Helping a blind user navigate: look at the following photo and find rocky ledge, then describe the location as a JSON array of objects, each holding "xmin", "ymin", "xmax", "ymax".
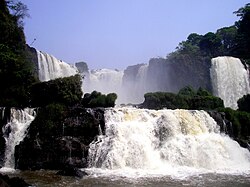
[{"xmin": 14, "ymin": 106, "xmax": 104, "ymax": 170}]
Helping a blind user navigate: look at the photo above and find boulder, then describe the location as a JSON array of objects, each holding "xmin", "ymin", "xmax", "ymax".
[
  {"xmin": 56, "ymin": 165, "xmax": 88, "ymax": 178},
  {"xmin": 0, "ymin": 173, "xmax": 31, "ymax": 187},
  {"xmin": 15, "ymin": 106, "xmax": 104, "ymax": 170}
]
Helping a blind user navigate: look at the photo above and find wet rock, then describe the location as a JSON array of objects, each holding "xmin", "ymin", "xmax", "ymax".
[
  {"xmin": 0, "ymin": 173, "xmax": 31, "ymax": 187},
  {"xmin": 56, "ymin": 165, "xmax": 88, "ymax": 178},
  {"xmin": 15, "ymin": 106, "xmax": 104, "ymax": 170}
]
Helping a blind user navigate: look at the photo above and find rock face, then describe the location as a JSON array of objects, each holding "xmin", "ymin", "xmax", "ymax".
[
  {"xmin": 121, "ymin": 57, "xmax": 212, "ymax": 103},
  {"xmin": 25, "ymin": 45, "xmax": 39, "ymax": 79},
  {"xmin": 207, "ymin": 111, "xmax": 234, "ymax": 137},
  {"xmin": 15, "ymin": 106, "xmax": 104, "ymax": 170},
  {"xmin": 75, "ymin": 62, "xmax": 89, "ymax": 74}
]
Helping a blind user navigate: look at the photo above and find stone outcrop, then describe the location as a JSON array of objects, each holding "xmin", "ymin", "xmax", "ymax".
[
  {"xmin": 75, "ymin": 62, "xmax": 89, "ymax": 74},
  {"xmin": 15, "ymin": 106, "xmax": 104, "ymax": 170}
]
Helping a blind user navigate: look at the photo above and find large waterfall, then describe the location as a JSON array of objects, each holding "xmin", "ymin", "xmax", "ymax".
[
  {"xmin": 2, "ymin": 108, "xmax": 35, "ymax": 169},
  {"xmin": 210, "ymin": 56, "xmax": 250, "ymax": 109},
  {"xmin": 83, "ymin": 64, "xmax": 150, "ymax": 104},
  {"xmin": 88, "ymin": 108, "xmax": 250, "ymax": 174},
  {"xmin": 37, "ymin": 50, "xmax": 78, "ymax": 82}
]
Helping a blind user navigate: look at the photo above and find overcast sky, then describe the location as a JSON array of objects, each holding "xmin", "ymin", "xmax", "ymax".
[{"xmin": 22, "ymin": 0, "xmax": 249, "ymax": 70}]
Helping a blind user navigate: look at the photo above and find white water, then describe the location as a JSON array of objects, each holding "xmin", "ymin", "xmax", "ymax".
[
  {"xmin": 37, "ymin": 50, "xmax": 78, "ymax": 82},
  {"xmin": 83, "ymin": 69, "xmax": 124, "ymax": 102},
  {"xmin": 83, "ymin": 65, "xmax": 150, "ymax": 104},
  {"xmin": 210, "ymin": 56, "xmax": 250, "ymax": 109},
  {"xmin": 124, "ymin": 64, "xmax": 149, "ymax": 104},
  {"xmin": 2, "ymin": 108, "xmax": 36, "ymax": 169},
  {"xmin": 88, "ymin": 108, "xmax": 250, "ymax": 177}
]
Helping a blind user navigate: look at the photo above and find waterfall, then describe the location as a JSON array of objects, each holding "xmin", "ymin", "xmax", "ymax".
[
  {"xmin": 129, "ymin": 64, "xmax": 149, "ymax": 104},
  {"xmin": 88, "ymin": 108, "xmax": 250, "ymax": 173},
  {"xmin": 37, "ymin": 50, "xmax": 78, "ymax": 82},
  {"xmin": 2, "ymin": 108, "xmax": 36, "ymax": 169},
  {"xmin": 83, "ymin": 69, "xmax": 124, "ymax": 103},
  {"xmin": 210, "ymin": 56, "xmax": 250, "ymax": 109},
  {"xmin": 82, "ymin": 65, "xmax": 150, "ymax": 104}
]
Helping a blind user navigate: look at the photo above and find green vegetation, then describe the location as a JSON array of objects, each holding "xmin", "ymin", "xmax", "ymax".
[
  {"xmin": 142, "ymin": 86, "xmax": 224, "ymax": 110},
  {"xmin": 82, "ymin": 91, "xmax": 117, "ymax": 108},
  {"xmin": 168, "ymin": 3, "xmax": 250, "ymax": 64},
  {"xmin": 0, "ymin": 0, "xmax": 38, "ymax": 107},
  {"xmin": 31, "ymin": 75, "xmax": 83, "ymax": 107},
  {"xmin": 30, "ymin": 103, "xmax": 67, "ymax": 138},
  {"xmin": 234, "ymin": 3, "xmax": 250, "ymax": 59},
  {"xmin": 238, "ymin": 94, "xmax": 250, "ymax": 113},
  {"xmin": 218, "ymin": 107, "xmax": 250, "ymax": 144}
]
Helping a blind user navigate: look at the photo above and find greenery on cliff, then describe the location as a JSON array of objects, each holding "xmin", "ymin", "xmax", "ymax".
[
  {"xmin": 31, "ymin": 75, "xmax": 83, "ymax": 107},
  {"xmin": 82, "ymin": 91, "xmax": 117, "ymax": 108},
  {"xmin": 168, "ymin": 3, "xmax": 250, "ymax": 64},
  {"xmin": 142, "ymin": 86, "xmax": 224, "ymax": 110},
  {"xmin": 0, "ymin": 0, "xmax": 38, "ymax": 107}
]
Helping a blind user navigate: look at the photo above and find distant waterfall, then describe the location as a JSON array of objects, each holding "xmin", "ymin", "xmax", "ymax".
[
  {"xmin": 125, "ymin": 64, "xmax": 149, "ymax": 104},
  {"xmin": 2, "ymin": 108, "xmax": 35, "ymax": 169},
  {"xmin": 83, "ymin": 65, "xmax": 149, "ymax": 104},
  {"xmin": 37, "ymin": 50, "xmax": 78, "ymax": 82},
  {"xmin": 83, "ymin": 69, "xmax": 124, "ymax": 102},
  {"xmin": 88, "ymin": 108, "xmax": 250, "ymax": 172},
  {"xmin": 210, "ymin": 57, "xmax": 250, "ymax": 109}
]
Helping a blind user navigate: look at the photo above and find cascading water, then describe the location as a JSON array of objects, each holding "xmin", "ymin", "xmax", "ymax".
[
  {"xmin": 82, "ymin": 65, "xmax": 150, "ymax": 104},
  {"xmin": 125, "ymin": 64, "xmax": 149, "ymax": 104},
  {"xmin": 2, "ymin": 108, "xmax": 35, "ymax": 169},
  {"xmin": 210, "ymin": 56, "xmax": 250, "ymax": 109},
  {"xmin": 88, "ymin": 107, "xmax": 250, "ymax": 175},
  {"xmin": 37, "ymin": 50, "xmax": 78, "ymax": 82},
  {"xmin": 84, "ymin": 69, "xmax": 124, "ymax": 94},
  {"xmin": 83, "ymin": 69, "xmax": 125, "ymax": 103}
]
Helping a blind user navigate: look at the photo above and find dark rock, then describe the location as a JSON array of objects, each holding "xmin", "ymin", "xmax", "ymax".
[
  {"xmin": 208, "ymin": 111, "xmax": 234, "ymax": 136},
  {"xmin": 56, "ymin": 165, "xmax": 88, "ymax": 178},
  {"xmin": 75, "ymin": 62, "xmax": 89, "ymax": 73},
  {"xmin": 0, "ymin": 173, "xmax": 31, "ymax": 187},
  {"xmin": 25, "ymin": 45, "xmax": 39, "ymax": 79},
  {"xmin": 15, "ymin": 106, "xmax": 104, "ymax": 170}
]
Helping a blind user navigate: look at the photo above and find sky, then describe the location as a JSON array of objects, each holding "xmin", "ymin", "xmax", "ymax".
[{"xmin": 21, "ymin": 0, "xmax": 249, "ymax": 70}]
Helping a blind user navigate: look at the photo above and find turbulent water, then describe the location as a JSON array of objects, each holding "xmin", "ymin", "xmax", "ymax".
[
  {"xmin": 37, "ymin": 50, "xmax": 78, "ymax": 82},
  {"xmin": 210, "ymin": 56, "xmax": 250, "ymax": 109},
  {"xmin": 1, "ymin": 107, "xmax": 250, "ymax": 186},
  {"xmin": 2, "ymin": 108, "xmax": 36, "ymax": 169},
  {"xmin": 88, "ymin": 108, "xmax": 250, "ymax": 174}
]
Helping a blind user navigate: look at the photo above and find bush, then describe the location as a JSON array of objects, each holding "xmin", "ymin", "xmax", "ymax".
[
  {"xmin": 237, "ymin": 94, "xmax": 250, "ymax": 113},
  {"xmin": 142, "ymin": 86, "xmax": 224, "ymax": 110},
  {"xmin": 82, "ymin": 91, "xmax": 117, "ymax": 108},
  {"xmin": 31, "ymin": 75, "xmax": 82, "ymax": 107},
  {"xmin": 218, "ymin": 107, "xmax": 250, "ymax": 140}
]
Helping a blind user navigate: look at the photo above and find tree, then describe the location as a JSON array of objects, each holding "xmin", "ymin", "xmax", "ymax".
[
  {"xmin": 31, "ymin": 75, "xmax": 83, "ymax": 107},
  {"xmin": 178, "ymin": 86, "xmax": 196, "ymax": 97},
  {"xmin": 234, "ymin": 3, "xmax": 250, "ymax": 58},
  {"xmin": 216, "ymin": 26, "xmax": 237, "ymax": 55},
  {"xmin": 6, "ymin": 0, "xmax": 30, "ymax": 27},
  {"xmin": 238, "ymin": 94, "xmax": 250, "ymax": 113},
  {"xmin": 82, "ymin": 91, "xmax": 117, "ymax": 108},
  {"xmin": 0, "ymin": 0, "xmax": 37, "ymax": 107},
  {"xmin": 198, "ymin": 32, "xmax": 222, "ymax": 57}
]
